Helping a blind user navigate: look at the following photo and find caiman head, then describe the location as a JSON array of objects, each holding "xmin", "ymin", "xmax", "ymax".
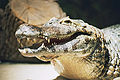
[{"xmin": 15, "ymin": 17, "xmax": 109, "ymax": 79}]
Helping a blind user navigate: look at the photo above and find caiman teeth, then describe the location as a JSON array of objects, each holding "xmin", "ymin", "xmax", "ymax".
[
  {"xmin": 44, "ymin": 37, "xmax": 50, "ymax": 43},
  {"xmin": 18, "ymin": 43, "xmax": 47, "ymax": 54},
  {"xmin": 52, "ymin": 43, "xmax": 54, "ymax": 45},
  {"xmin": 45, "ymin": 37, "xmax": 48, "ymax": 40},
  {"xmin": 33, "ymin": 38, "xmax": 36, "ymax": 42},
  {"xmin": 18, "ymin": 48, "xmax": 33, "ymax": 54},
  {"xmin": 54, "ymin": 42, "xmax": 57, "ymax": 45},
  {"xmin": 18, "ymin": 49, "xmax": 26, "ymax": 54},
  {"xmin": 48, "ymin": 39, "xmax": 50, "ymax": 43},
  {"xmin": 27, "ymin": 38, "xmax": 30, "ymax": 41},
  {"xmin": 17, "ymin": 38, "xmax": 21, "ymax": 43}
]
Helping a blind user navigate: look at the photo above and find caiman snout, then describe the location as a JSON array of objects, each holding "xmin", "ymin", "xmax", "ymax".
[{"xmin": 15, "ymin": 24, "xmax": 44, "ymax": 48}]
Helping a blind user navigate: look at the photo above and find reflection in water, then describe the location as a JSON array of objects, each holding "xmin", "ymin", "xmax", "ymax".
[{"xmin": 0, "ymin": 63, "xmax": 60, "ymax": 80}]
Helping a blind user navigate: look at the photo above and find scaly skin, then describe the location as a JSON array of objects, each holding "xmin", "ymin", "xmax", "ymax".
[
  {"xmin": 102, "ymin": 25, "xmax": 120, "ymax": 78},
  {"xmin": 15, "ymin": 17, "xmax": 120, "ymax": 80}
]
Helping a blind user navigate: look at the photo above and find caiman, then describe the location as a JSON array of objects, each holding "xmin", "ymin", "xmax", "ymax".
[{"xmin": 15, "ymin": 17, "xmax": 120, "ymax": 80}]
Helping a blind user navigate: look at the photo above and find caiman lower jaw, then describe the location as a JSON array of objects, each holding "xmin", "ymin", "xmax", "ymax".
[
  {"xmin": 18, "ymin": 36, "xmax": 91, "ymax": 61},
  {"xmin": 18, "ymin": 47, "xmax": 59, "ymax": 61}
]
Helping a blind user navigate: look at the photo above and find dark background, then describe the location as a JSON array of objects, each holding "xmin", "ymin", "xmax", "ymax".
[{"xmin": 58, "ymin": 0, "xmax": 120, "ymax": 28}]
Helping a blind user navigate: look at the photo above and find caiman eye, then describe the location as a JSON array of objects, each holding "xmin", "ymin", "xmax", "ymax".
[
  {"xmin": 63, "ymin": 20, "xmax": 72, "ymax": 23},
  {"xmin": 60, "ymin": 20, "xmax": 73, "ymax": 25}
]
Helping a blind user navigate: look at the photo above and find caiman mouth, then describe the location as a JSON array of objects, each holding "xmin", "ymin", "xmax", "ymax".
[
  {"xmin": 17, "ymin": 31, "xmax": 90, "ymax": 49},
  {"xmin": 15, "ymin": 24, "xmax": 91, "ymax": 55},
  {"xmin": 15, "ymin": 17, "xmax": 94, "ymax": 59}
]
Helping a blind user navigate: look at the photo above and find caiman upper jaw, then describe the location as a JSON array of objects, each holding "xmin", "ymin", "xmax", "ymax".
[
  {"xmin": 15, "ymin": 24, "xmax": 41, "ymax": 37},
  {"xmin": 15, "ymin": 23, "xmax": 75, "ymax": 48}
]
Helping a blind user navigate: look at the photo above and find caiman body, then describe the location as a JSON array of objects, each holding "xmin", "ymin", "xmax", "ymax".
[{"xmin": 15, "ymin": 17, "xmax": 120, "ymax": 80}]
